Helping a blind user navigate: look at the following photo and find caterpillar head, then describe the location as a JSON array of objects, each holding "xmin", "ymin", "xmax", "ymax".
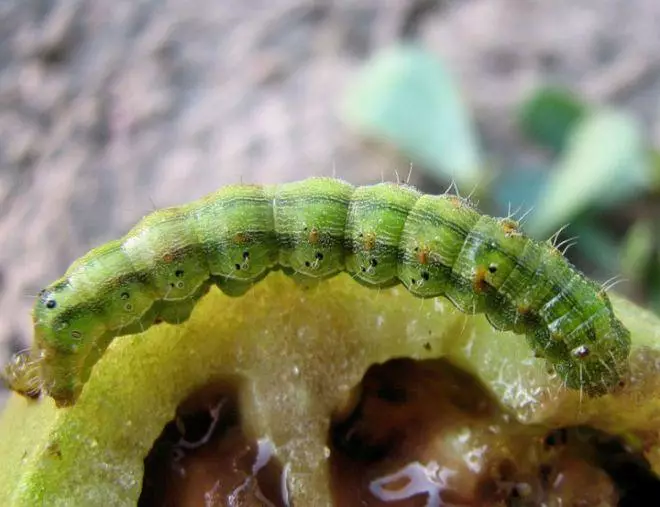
[
  {"xmin": 1, "ymin": 349, "xmax": 41, "ymax": 399},
  {"xmin": 33, "ymin": 281, "xmax": 105, "ymax": 355}
]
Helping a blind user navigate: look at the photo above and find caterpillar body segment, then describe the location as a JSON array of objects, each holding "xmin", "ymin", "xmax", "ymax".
[{"xmin": 4, "ymin": 178, "xmax": 630, "ymax": 406}]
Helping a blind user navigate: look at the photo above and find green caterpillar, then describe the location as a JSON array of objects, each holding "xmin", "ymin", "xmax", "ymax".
[{"xmin": 3, "ymin": 178, "xmax": 631, "ymax": 406}]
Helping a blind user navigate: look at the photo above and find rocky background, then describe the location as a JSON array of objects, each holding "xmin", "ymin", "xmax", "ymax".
[{"xmin": 1, "ymin": 0, "xmax": 660, "ymax": 400}]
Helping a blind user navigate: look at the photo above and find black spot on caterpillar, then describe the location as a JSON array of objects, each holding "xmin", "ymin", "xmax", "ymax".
[{"xmin": 2, "ymin": 178, "xmax": 631, "ymax": 406}]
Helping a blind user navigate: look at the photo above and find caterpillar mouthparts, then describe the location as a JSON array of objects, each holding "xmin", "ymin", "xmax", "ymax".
[{"xmin": 3, "ymin": 178, "xmax": 631, "ymax": 406}]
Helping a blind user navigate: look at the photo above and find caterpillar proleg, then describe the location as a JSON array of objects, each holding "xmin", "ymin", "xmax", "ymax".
[{"xmin": 3, "ymin": 178, "xmax": 631, "ymax": 406}]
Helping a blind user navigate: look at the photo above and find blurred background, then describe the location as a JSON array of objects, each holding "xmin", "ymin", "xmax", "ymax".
[{"xmin": 1, "ymin": 0, "xmax": 660, "ymax": 398}]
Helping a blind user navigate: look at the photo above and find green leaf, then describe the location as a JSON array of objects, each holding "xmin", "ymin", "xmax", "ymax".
[
  {"xmin": 492, "ymin": 166, "xmax": 548, "ymax": 219},
  {"xmin": 620, "ymin": 220, "xmax": 655, "ymax": 282},
  {"xmin": 528, "ymin": 109, "xmax": 651, "ymax": 237},
  {"xmin": 518, "ymin": 87, "xmax": 588, "ymax": 153},
  {"xmin": 2, "ymin": 273, "xmax": 660, "ymax": 504},
  {"xmin": 649, "ymin": 259, "xmax": 660, "ymax": 315},
  {"xmin": 569, "ymin": 219, "xmax": 622, "ymax": 274},
  {"xmin": 649, "ymin": 149, "xmax": 660, "ymax": 190},
  {"xmin": 342, "ymin": 43, "xmax": 482, "ymax": 187},
  {"xmin": 652, "ymin": 252, "xmax": 660, "ymax": 314}
]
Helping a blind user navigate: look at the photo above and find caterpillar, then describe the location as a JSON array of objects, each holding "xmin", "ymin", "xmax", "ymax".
[{"xmin": 2, "ymin": 177, "xmax": 631, "ymax": 407}]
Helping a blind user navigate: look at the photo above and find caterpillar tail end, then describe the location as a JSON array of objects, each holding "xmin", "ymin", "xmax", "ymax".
[
  {"xmin": 556, "ymin": 359, "xmax": 629, "ymax": 398},
  {"xmin": 556, "ymin": 321, "xmax": 632, "ymax": 397}
]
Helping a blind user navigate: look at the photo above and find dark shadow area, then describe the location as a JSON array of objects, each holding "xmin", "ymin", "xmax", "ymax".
[
  {"xmin": 139, "ymin": 378, "xmax": 287, "ymax": 507},
  {"xmin": 553, "ymin": 426, "xmax": 660, "ymax": 507},
  {"xmin": 329, "ymin": 357, "xmax": 660, "ymax": 506}
]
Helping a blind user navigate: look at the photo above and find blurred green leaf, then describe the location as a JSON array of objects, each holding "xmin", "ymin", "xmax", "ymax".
[
  {"xmin": 620, "ymin": 220, "xmax": 655, "ymax": 282},
  {"xmin": 649, "ymin": 150, "xmax": 660, "ymax": 190},
  {"xmin": 518, "ymin": 87, "xmax": 588, "ymax": 153},
  {"xmin": 527, "ymin": 109, "xmax": 651, "ymax": 237},
  {"xmin": 342, "ymin": 43, "xmax": 482, "ymax": 187},
  {"xmin": 492, "ymin": 166, "xmax": 548, "ymax": 219},
  {"xmin": 569, "ymin": 219, "xmax": 622, "ymax": 274},
  {"xmin": 653, "ymin": 252, "xmax": 660, "ymax": 313}
]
